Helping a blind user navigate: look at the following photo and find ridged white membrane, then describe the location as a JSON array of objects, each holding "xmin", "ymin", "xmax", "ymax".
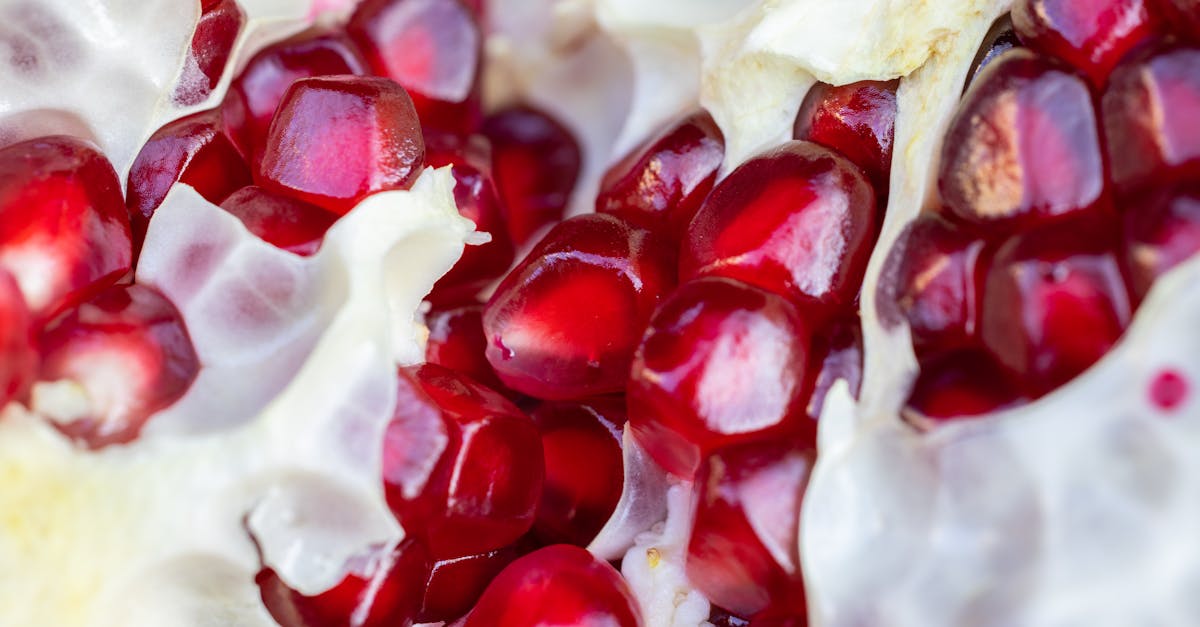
[{"xmin": 2, "ymin": 0, "xmax": 1199, "ymax": 626}]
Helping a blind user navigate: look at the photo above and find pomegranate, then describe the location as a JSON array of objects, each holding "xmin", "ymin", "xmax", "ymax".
[
  {"xmin": 172, "ymin": 0, "xmax": 245, "ymax": 106},
  {"xmin": 1011, "ymin": 0, "xmax": 1163, "ymax": 87},
  {"xmin": 219, "ymin": 186, "xmax": 337, "ymax": 256},
  {"xmin": 792, "ymin": 80, "xmax": 898, "ymax": 197},
  {"xmin": 424, "ymin": 302, "xmax": 507, "ymax": 393},
  {"xmin": 0, "ymin": 269, "xmax": 36, "ymax": 407}
]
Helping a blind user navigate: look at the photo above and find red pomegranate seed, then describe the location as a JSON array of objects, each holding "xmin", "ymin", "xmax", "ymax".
[
  {"xmin": 0, "ymin": 270, "xmax": 36, "ymax": 407},
  {"xmin": 219, "ymin": 186, "xmax": 336, "ymax": 256},
  {"xmin": 172, "ymin": 0, "xmax": 245, "ymax": 106},
  {"xmin": 37, "ymin": 284, "xmax": 200, "ymax": 448},
  {"xmin": 904, "ymin": 350, "xmax": 1029, "ymax": 427},
  {"xmin": 255, "ymin": 76, "xmax": 425, "ymax": 216},
  {"xmin": 464, "ymin": 544, "xmax": 641, "ymax": 627},
  {"xmin": 1012, "ymin": 0, "xmax": 1164, "ymax": 87},
  {"xmin": 483, "ymin": 214, "xmax": 676, "ymax": 400},
  {"xmin": 628, "ymin": 277, "xmax": 815, "ymax": 478},
  {"xmin": 938, "ymin": 49, "xmax": 1108, "ymax": 230},
  {"xmin": 805, "ymin": 317, "xmax": 863, "ymax": 421},
  {"xmin": 681, "ymin": 141, "xmax": 878, "ymax": 313},
  {"xmin": 1160, "ymin": 0, "xmax": 1200, "ymax": 40},
  {"xmin": 1102, "ymin": 44, "xmax": 1200, "ymax": 196},
  {"xmin": 596, "ymin": 111, "xmax": 725, "ymax": 239},
  {"xmin": 889, "ymin": 213, "xmax": 988, "ymax": 352},
  {"xmin": 221, "ymin": 28, "xmax": 367, "ymax": 160},
  {"xmin": 425, "ymin": 133, "xmax": 515, "ymax": 305},
  {"xmin": 126, "ymin": 109, "xmax": 252, "ymax": 252},
  {"xmin": 965, "ymin": 15, "xmax": 1022, "ymax": 91},
  {"xmin": 347, "ymin": 0, "xmax": 483, "ymax": 135},
  {"xmin": 1148, "ymin": 368, "xmax": 1189, "ymax": 412},
  {"xmin": 687, "ymin": 441, "xmax": 814, "ymax": 619},
  {"xmin": 382, "ymin": 364, "xmax": 543, "ymax": 558},
  {"xmin": 482, "ymin": 105, "xmax": 582, "ymax": 246},
  {"xmin": 258, "ymin": 538, "xmax": 430, "ymax": 627},
  {"xmin": 419, "ymin": 545, "xmax": 522, "ymax": 623},
  {"xmin": 531, "ymin": 398, "xmax": 625, "ymax": 547},
  {"xmin": 792, "ymin": 80, "xmax": 899, "ymax": 197},
  {"xmin": 981, "ymin": 222, "xmax": 1132, "ymax": 393},
  {"xmin": 425, "ymin": 303, "xmax": 507, "ymax": 392},
  {"xmin": 0, "ymin": 136, "xmax": 131, "ymax": 321},
  {"xmin": 1123, "ymin": 181, "xmax": 1200, "ymax": 300}
]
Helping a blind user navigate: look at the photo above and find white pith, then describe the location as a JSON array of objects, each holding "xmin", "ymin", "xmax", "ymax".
[{"xmin": 0, "ymin": 1, "xmax": 1197, "ymax": 627}]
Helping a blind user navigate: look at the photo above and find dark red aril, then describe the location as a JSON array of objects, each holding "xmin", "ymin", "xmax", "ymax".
[
  {"xmin": 887, "ymin": 213, "xmax": 988, "ymax": 352},
  {"xmin": 904, "ymin": 350, "xmax": 1029, "ymax": 427},
  {"xmin": 425, "ymin": 133, "xmax": 514, "ymax": 305},
  {"xmin": 419, "ymin": 545, "xmax": 522, "ymax": 623},
  {"xmin": 1159, "ymin": 0, "xmax": 1200, "ymax": 40},
  {"xmin": 425, "ymin": 303, "xmax": 507, "ymax": 392},
  {"xmin": 1102, "ymin": 44, "xmax": 1200, "ymax": 196},
  {"xmin": 805, "ymin": 317, "xmax": 863, "ymax": 421},
  {"xmin": 255, "ymin": 75, "xmax": 425, "ymax": 216},
  {"xmin": 258, "ymin": 538, "xmax": 430, "ymax": 627},
  {"xmin": 482, "ymin": 105, "xmax": 582, "ymax": 246},
  {"xmin": 981, "ymin": 221, "xmax": 1132, "ymax": 393},
  {"xmin": 628, "ymin": 277, "xmax": 815, "ymax": 478},
  {"xmin": 219, "ymin": 186, "xmax": 336, "ymax": 256},
  {"xmin": 596, "ymin": 110, "xmax": 725, "ymax": 240},
  {"xmin": 681, "ymin": 140, "xmax": 878, "ymax": 314},
  {"xmin": 464, "ymin": 545, "xmax": 641, "ymax": 627},
  {"xmin": 172, "ymin": 0, "xmax": 246, "ymax": 106},
  {"xmin": 687, "ymin": 441, "xmax": 814, "ymax": 619},
  {"xmin": 938, "ymin": 49, "xmax": 1108, "ymax": 230},
  {"xmin": 1122, "ymin": 181, "xmax": 1200, "ymax": 300},
  {"xmin": 382, "ymin": 364, "xmax": 542, "ymax": 559},
  {"xmin": 1012, "ymin": 0, "xmax": 1164, "ymax": 87},
  {"xmin": 709, "ymin": 607, "xmax": 752, "ymax": 627},
  {"xmin": 126, "ymin": 109, "xmax": 252, "ymax": 253},
  {"xmin": 0, "ymin": 269, "xmax": 36, "ymax": 407},
  {"xmin": 221, "ymin": 28, "xmax": 367, "ymax": 160},
  {"xmin": 792, "ymin": 80, "xmax": 898, "ymax": 197},
  {"xmin": 37, "ymin": 284, "xmax": 200, "ymax": 448},
  {"xmin": 965, "ymin": 15, "xmax": 1022, "ymax": 91},
  {"xmin": 0, "ymin": 136, "xmax": 131, "ymax": 321},
  {"xmin": 483, "ymin": 214, "xmax": 676, "ymax": 400},
  {"xmin": 531, "ymin": 398, "xmax": 625, "ymax": 547},
  {"xmin": 347, "ymin": 0, "xmax": 483, "ymax": 135}
]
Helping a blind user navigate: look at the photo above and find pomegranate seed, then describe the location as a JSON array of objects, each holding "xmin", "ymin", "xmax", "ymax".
[
  {"xmin": 425, "ymin": 303, "xmax": 507, "ymax": 392},
  {"xmin": 382, "ymin": 364, "xmax": 542, "ymax": 558},
  {"xmin": 1122, "ymin": 181, "xmax": 1200, "ymax": 300},
  {"xmin": 681, "ymin": 141, "xmax": 878, "ymax": 313},
  {"xmin": 1148, "ymin": 368, "xmax": 1189, "ymax": 412},
  {"xmin": 220, "ymin": 186, "xmax": 336, "ymax": 256},
  {"xmin": 531, "ymin": 398, "xmax": 625, "ymax": 547},
  {"xmin": 347, "ymin": 0, "xmax": 483, "ymax": 135},
  {"xmin": 0, "ymin": 136, "xmax": 131, "ymax": 321},
  {"xmin": 904, "ymin": 350, "xmax": 1029, "ymax": 426},
  {"xmin": 965, "ymin": 15, "xmax": 1022, "ymax": 91},
  {"xmin": 687, "ymin": 441, "xmax": 814, "ymax": 619},
  {"xmin": 981, "ymin": 221, "xmax": 1132, "ymax": 393},
  {"xmin": 628, "ymin": 277, "xmax": 815, "ymax": 478},
  {"xmin": 425, "ymin": 133, "xmax": 514, "ymax": 305},
  {"xmin": 792, "ymin": 80, "xmax": 899, "ymax": 197},
  {"xmin": 889, "ymin": 213, "xmax": 988, "ymax": 352},
  {"xmin": 596, "ymin": 111, "xmax": 725, "ymax": 239},
  {"xmin": 482, "ymin": 105, "xmax": 582, "ymax": 246},
  {"xmin": 172, "ymin": 0, "xmax": 245, "ymax": 106},
  {"xmin": 258, "ymin": 538, "xmax": 430, "ymax": 627},
  {"xmin": 255, "ymin": 76, "xmax": 425, "ymax": 216},
  {"xmin": 1159, "ymin": 0, "xmax": 1200, "ymax": 40},
  {"xmin": 0, "ymin": 270, "xmax": 36, "ymax": 407},
  {"xmin": 1102, "ymin": 44, "xmax": 1200, "ymax": 196},
  {"xmin": 37, "ymin": 284, "xmax": 200, "ymax": 448},
  {"xmin": 938, "ymin": 49, "xmax": 1108, "ymax": 230},
  {"xmin": 1013, "ymin": 0, "xmax": 1164, "ymax": 87},
  {"xmin": 483, "ymin": 214, "xmax": 676, "ymax": 400},
  {"xmin": 464, "ymin": 545, "xmax": 641, "ymax": 627},
  {"xmin": 126, "ymin": 109, "xmax": 252, "ymax": 252},
  {"xmin": 221, "ymin": 28, "xmax": 367, "ymax": 160},
  {"xmin": 419, "ymin": 545, "xmax": 522, "ymax": 623},
  {"xmin": 805, "ymin": 317, "xmax": 863, "ymax": 421}
]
